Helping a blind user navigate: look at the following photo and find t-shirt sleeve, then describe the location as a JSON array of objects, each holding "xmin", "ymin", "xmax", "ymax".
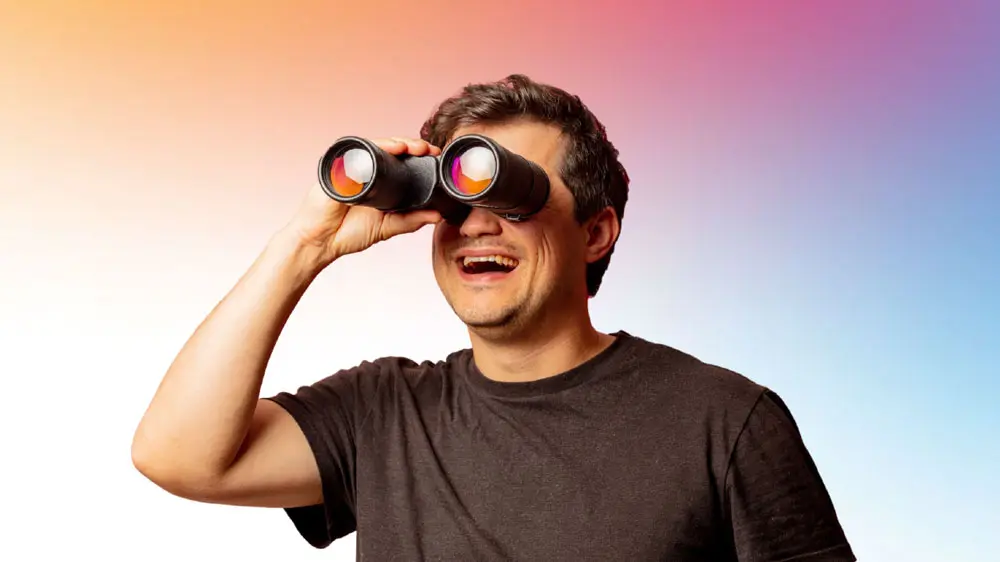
[
  {"xmin": 725, "ymin": 389, "xmax": 856, "ymax": 562},
  {"xmin": 262, "ymin": 359, "xmax": 388, "ymax": 549}
]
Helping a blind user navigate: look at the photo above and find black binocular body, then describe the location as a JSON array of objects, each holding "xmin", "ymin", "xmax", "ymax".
[{"xmin": 317, "ymin": 134, "xmax": 550, "ymax": 223}]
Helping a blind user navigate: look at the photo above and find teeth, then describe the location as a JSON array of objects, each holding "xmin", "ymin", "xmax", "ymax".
[{"xmin": 462, "ymin": 255, "xmax": 519, "ymax": 269}]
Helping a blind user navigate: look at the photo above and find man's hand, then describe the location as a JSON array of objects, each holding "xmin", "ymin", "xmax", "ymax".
[{"xmin": 281, "ymin": 137, "xmax": 444, "ymax": 268}]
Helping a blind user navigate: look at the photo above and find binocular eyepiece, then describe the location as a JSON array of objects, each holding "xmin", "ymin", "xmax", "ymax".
[{"xmin": 317, "ymin": 134, "xmax": 550, "ymax": 223}]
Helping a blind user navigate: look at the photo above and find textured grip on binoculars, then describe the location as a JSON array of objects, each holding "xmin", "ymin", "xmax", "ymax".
[
  {"xmin": 397, "ymin": 155, "xmax": 440, "ymax": 210},
  {"xmin": 488, "ymin": 153, "xmax": 550, "ymax": 219}
]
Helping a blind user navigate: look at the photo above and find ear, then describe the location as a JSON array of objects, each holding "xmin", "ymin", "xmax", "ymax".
[{"xmin": 583, "ymin": 206, "xmax": 620, "ymax": 265}]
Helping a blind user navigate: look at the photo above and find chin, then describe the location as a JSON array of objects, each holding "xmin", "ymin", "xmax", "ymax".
[
  {"xmin": 451, "ymin": 301, "xmax": 522, "ymax": 332},
  {"xmin": 454, "ymin": 306, "xmax": 513, "ymax": 328}
]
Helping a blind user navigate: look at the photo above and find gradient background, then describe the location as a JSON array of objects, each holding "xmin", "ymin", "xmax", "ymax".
[{"xmin": 1, "ymin": 1, "xmax": 997, "ymax": 560}]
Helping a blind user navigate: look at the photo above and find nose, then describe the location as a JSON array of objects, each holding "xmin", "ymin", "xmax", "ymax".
[{"xmin": 459, "ymin": 207, "xmax": 504, "ymax": 238}]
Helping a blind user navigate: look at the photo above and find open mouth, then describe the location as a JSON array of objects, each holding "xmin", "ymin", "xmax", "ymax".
[{"xmin": 459, "ymin": 255, "xmax": 519, "ymax": 276}]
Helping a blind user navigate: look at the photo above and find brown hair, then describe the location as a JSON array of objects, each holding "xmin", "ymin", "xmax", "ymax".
[{"xmin": 420, "ymin": 74, "xmax": 630, "ymax": 297}]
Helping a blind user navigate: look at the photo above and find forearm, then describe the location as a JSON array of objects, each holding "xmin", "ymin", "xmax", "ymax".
[{"xmin": 132, "ymin": 230, "xmax": 326, "ymax": 487}]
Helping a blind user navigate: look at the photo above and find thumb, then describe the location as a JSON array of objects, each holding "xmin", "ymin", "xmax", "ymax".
[{"xmin": 380, "ymin": 209, "xmax": 443, "ymax": 238}]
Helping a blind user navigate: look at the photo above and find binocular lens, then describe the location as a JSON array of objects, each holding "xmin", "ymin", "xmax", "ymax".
[
  {"xmin": 439, "ymin": 134, "xmax": 549, "ymax": 219},
  {"xmin": 319, "ymin": 136, "xmax": 436, "ymax": 212},
  {"xmin": 448, "ymin": 146, "xmax": 497, "ymax": 196},
  {"xmin": 329, "ymin": 148, "xmax": 374, "ymax": 198}
]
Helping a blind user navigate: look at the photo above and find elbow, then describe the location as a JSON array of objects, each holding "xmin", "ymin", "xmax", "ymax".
[
  {"xmin": 130, "ymin": 434, "xmax": 183, "ymax": 494},
  {"xmin": 130, "ymin": 436, "xmax": 168, "ymax": 486},
  {"xmin": 131, "ymin": 423, "xmax": 170, "ymax": 483},
  {"xmin": 130, "ymin": 433, "xmax": 221, "ymax": 502}
]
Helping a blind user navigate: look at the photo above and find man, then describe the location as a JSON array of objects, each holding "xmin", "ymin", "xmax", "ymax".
[{"xmin": 132, "ymin": 74, "xmax": 855, "ymax": 561}]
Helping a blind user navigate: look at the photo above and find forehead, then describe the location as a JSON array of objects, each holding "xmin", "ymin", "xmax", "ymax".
[{"xmin": 449, "ymin": 119, "xmax": 567, "ymax": 177}]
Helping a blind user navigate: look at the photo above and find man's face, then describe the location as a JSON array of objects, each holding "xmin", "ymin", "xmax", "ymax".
[{"xmin": 431, "ymin": 120, "xmax": 601, "ymax": 336}]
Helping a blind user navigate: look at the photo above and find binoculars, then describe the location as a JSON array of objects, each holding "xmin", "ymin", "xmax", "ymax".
[{"xmin": 317, "ymin": 134, "xmax": 550, "ymax": 223}]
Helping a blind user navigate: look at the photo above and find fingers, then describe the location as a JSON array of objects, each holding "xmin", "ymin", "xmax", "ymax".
[
  {"xmin": 373, "ymin": 136, "xmax": 441, "ymax": 157},
  {"xmin": 380, "ymin": 209, "xmax": 443, "ymax": 239}
]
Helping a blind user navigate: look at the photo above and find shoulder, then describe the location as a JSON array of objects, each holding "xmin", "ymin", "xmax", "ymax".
[
  {"xmin": 614, "ymin": 332, "xmax": 772, "ymax": 454},
  {"xmin": 362, "ymin": 348, "xmax": 473, "ymax": 386},
  {"xmin": 266, "ymin": 349, "xmax": 472, "ymax": 421},
  {"xmin": 620, "ymin": 331, "xmax": 767, "ymax": 408},
  {"xmin": 317, "ymin": 349, "xmax": 471, "ymax": 387},
  {"xmin": 359, "ymin": 349, "xmax": 471, "ymax": 400}
]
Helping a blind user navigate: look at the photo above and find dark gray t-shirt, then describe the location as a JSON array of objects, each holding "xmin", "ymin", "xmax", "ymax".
[{"xmin": 265, "ymin": 331, "xmax": 855, "ymax": 561}]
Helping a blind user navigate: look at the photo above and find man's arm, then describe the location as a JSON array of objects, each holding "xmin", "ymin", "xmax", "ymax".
[
  {"xmin": 130, "ymin": 138, "xmax": 443, "ymax": 510},
  {"xmin": 131, "ymin": 231, "xmax": 328, "ymax": 507},
  {"xmin": 725, "ymin": 390, "xmax": 856, "ymax": 562}
]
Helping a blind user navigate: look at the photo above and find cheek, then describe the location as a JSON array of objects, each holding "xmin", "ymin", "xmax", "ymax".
[
  {"xmin": 433, "ymin": 222, "xmax": 453, "ymax": 244},
  {"xmin": 432, "ymin": 224, "xmax": 456, "ymax": 257},
  {"xmin": 533, "ymin": 234, "xmax": 570, "ymax": 278},
  {"xmin": 545, "ymin": 229, "xmax": 588, "ymax": 278}
]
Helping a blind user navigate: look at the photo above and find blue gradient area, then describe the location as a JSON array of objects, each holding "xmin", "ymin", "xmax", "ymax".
[{"xmin": 594, "ymin": 4, "xmax": 998, "ymax": 558}]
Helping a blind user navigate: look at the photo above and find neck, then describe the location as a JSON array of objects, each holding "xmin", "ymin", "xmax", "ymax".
[{"xmin": 467, "ymin": 302, "xmax": 617, "ymax": 384}]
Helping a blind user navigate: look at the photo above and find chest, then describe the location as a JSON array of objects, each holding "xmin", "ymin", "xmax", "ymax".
[{"xmin": 354, "ymin": 387, "xmax": 727, "ymax": 561}]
